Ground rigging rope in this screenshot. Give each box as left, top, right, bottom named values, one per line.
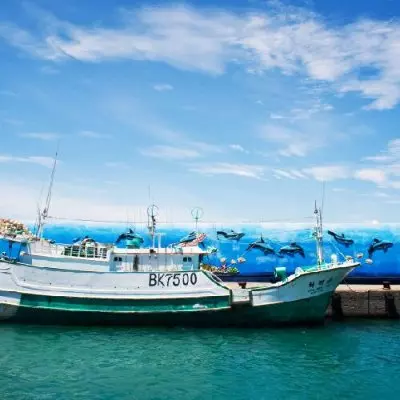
left=47, top=215, right=316, bottom=225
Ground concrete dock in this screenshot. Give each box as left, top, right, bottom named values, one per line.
left=327, top=284, right=400, bottom=319
left=226, top=282, right=400, bottom=319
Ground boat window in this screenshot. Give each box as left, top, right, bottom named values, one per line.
left=183, top=257, right=187, bottom=262
left=187, top=257, right=192, bottom=262
left=114, top=256, right=123, bottom=262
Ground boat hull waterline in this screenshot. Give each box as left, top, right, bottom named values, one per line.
left=0, top=261, right=357, bottom=326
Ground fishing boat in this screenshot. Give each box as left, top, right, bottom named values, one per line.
left=0, top=201, right=359, bottom=326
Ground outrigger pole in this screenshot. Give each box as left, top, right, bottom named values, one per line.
left=35, top=148, right=58, bottom=239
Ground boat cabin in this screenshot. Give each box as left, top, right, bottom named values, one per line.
left=18, top=239, right=208, bottom=273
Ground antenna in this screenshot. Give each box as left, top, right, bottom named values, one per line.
left=191, top=207, right=203, bottom=233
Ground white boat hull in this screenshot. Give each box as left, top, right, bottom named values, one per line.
left=0, top=260, right=358, bottom=326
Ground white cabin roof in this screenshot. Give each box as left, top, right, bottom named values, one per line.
left=111, top=246, right=207, bottom=255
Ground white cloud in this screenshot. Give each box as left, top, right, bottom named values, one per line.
left=359, top=139, right=400, bottom=189
left=229, top=144, right=248, bottom=153
left=79, top=130, right=110, bottom=139
left=290, top=169, right=307, bottom=179
left=269, top=113, right=284, bottom=119
left=364, top=138, right=400, bottom=163
left=105, top=161, right=129, bottom=168
left=303, top=165, right=350, bottom=181
left=354, top=168, right=387, bottom=185
left=273, top=169, right=297, bottom=179
left=0, top=90, right=17, bottom=96
left=19, top=132, right=60, bottom=141
left=363, top=155, right=393, bottom=163
left=190, top=163, right=264, bottom=179
left=3, top=118, right=23, bottom=125
left=40, top=65, right=59, bottom=74
left=141, top=145, right=200, bottom=160
left=153, top=83, right=174, bottom=91
left=2, top=5, right=400, bottom=108
left=373, top=192, right=390, bottom=198
left=261, top=124, right=325, bottom=157
left=189, top=141, right=222, bottom=153
left=0, top=154, right=56, bottom=168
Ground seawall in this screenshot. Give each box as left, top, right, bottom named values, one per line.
left=327, top=284, right=400, bottom=319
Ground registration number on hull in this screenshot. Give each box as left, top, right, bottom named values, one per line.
left=149, top=272, right=198, bottom=287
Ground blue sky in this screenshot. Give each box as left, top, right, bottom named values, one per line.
left=0, top=0, right=399, bottom=224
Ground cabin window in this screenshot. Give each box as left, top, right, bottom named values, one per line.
left=183, top=257, right=187, bottom=262
left=183, top=257, right=192, bottom=263
left=114, top=257, right=123, bottom=262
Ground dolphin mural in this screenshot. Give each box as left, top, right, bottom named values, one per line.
left=278, top=242, right=305, bottom=258
left=179, top=231, right=197, bottom=244
left=216, top=230, right=245, bottom=241
left=115, top=229, right=144, bottom=245
left=246, top=236, right=275, bottom=256
left=367, top=238, right=393, bottom=258
left=327, top=230, right=354, bottom=247
left=71, top=236, right=96, bottom=245
left=178, top=232, right=207, bottom=247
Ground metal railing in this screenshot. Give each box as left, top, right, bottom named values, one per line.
left=29, top=241, right=110, bottom=259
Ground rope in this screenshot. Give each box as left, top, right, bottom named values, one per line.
left=46, top=215, right=316, bottom=225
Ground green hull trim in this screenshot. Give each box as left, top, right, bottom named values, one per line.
left=19, top=293, right=231, bottom=313
left=6, top=291, right=334, bottom=327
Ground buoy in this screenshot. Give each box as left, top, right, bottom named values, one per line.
left=356, top=252, right=364, bottom=259
left=295, top=267, right=303, bottom=276
left=365, top=258, right=373, bottom=265
left=274, top=266, right=287, bottom=282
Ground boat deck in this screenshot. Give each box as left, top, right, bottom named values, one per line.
left=225, top=282, right=400, bottom=318
left=225, top=282, right=400, bottom=291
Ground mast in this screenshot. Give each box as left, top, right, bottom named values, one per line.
left=313, top=201, right=324, bottom=267
left=36, top=150, right=58, bottom=239
left=191, top=207, right=203, bottom=235
left=147, top=204, right=158, bottom=249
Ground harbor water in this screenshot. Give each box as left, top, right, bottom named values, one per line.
left=1, top=321, right=399, bottom=400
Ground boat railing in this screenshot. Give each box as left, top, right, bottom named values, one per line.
left=29, top=241, right=109, bottom=259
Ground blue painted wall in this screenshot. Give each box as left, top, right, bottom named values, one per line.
left=2, top=223, right=398, bottom=278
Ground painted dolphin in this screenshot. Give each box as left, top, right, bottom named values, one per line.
left=115, top=229, right=144, bottom=244
left=367, top=238, right=393, bottom=258
left=217, top=230, right=245, bottom=241
left=72, top=235, right=90, bottom=244
left=179, top=231, right=197, bottom=244
left=327, top=230, right=354, bottom=247
left=278, top=242, right=305, bottom=258
left=246, top=236, right=275, bottom=256
left=179, top=232, right=207, bottom=247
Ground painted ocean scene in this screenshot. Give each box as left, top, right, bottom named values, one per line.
left=2, top=222, right=397, bottom=280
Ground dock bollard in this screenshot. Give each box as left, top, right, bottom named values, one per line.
left=384, top=292, right=399, bottom=319
left=331, top=292, right=344, bottom=320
